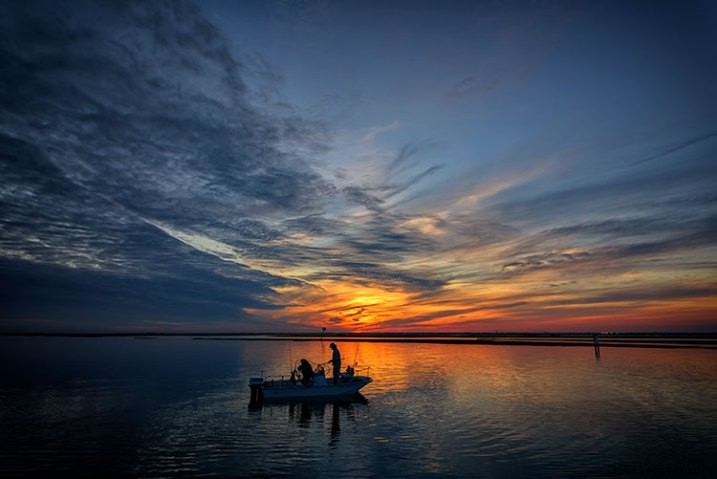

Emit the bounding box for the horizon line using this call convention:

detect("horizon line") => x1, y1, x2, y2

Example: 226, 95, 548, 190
2, 331, 716, 337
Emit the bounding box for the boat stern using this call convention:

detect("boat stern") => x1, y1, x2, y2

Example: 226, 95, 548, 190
249, 375, 264, 403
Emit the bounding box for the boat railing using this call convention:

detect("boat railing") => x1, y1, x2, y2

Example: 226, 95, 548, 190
261, 376, 296, 388
253, 364, 371, 387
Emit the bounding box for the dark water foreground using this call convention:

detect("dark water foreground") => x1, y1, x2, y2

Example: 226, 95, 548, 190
1, 337, 715, 478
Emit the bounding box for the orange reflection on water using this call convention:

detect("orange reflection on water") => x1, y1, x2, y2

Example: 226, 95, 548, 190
327, 340, 717, 411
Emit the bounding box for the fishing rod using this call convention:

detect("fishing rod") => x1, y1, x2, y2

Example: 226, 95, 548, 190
288, 340, 293, 373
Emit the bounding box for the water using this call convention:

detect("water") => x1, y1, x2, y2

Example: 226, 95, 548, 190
1, 337, 715, 478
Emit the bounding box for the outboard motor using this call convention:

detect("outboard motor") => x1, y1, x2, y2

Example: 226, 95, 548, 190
249, 376, 264, 404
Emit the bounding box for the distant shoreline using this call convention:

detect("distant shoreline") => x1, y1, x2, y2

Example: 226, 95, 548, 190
2, 332, 716, 349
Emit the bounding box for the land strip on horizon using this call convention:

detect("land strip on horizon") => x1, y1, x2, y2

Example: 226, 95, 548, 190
2, 332, 716, 349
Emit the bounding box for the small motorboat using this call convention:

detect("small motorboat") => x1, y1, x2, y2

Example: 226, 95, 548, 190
249, 360, 372, 402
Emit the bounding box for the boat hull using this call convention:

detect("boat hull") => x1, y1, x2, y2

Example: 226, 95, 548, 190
253, 376, 372, 400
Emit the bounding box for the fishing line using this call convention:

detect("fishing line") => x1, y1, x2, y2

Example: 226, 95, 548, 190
289, 340, 293, 372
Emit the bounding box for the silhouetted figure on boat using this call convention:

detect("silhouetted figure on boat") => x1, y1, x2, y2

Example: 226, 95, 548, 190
329, 343, 341, 384
298, 358, 314, 385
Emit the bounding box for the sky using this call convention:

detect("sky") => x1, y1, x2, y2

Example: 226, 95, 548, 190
1, 0, 716, 333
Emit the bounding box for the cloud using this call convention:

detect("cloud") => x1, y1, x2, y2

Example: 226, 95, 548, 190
383, 165, 443, 201
632, 129, 717, 166
0, 0, 342, 327
341, 186, 385, 212
0, 257, 278, 331
2, 1, 715, 332
500, 215, 717, 277
485, 142, 717, 228
0, 1, 453, 330
306, 260, 443, 293
544, 285, 717, 307
360, 120, 400, 143
387, 141, 428, 174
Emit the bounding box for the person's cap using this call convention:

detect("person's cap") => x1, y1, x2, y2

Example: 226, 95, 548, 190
330, 342, 336, 347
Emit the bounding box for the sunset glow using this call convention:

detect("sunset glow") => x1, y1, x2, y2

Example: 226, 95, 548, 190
1, 1, 716, 332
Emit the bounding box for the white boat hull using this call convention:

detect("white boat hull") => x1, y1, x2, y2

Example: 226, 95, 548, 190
250, 376, 372, 400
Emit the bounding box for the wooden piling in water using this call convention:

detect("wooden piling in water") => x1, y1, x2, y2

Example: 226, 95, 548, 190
593, 333, 600, 359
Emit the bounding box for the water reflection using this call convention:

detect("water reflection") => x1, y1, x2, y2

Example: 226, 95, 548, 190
250, 394, 368, 449
1, 338, 715, 478
330, 402, 340, 447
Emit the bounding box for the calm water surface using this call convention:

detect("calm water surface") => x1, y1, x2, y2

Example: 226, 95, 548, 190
1, 337, 715, 478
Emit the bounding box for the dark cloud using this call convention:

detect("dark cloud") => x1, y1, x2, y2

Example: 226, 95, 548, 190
543, 285, 717, 307
342, 186, 385, 212
487, 141, 717, 227
281, 214, 342, 236
632, 129, 717, 166
0, 258, 278, 332
0, 0, 341, 327
0, 0, 454, 330
383, 164, 443, 201
501, 215, 717, 276
0, 0, 332, 227
336, 213, 438, 262
545, 217, 696, 239
502, 251, 593, 273
387, 141, 432, 174
306, 260, 443, 293
446, 214, 519, 248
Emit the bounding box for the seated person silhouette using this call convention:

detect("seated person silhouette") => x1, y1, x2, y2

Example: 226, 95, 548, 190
298, 359, 314, 385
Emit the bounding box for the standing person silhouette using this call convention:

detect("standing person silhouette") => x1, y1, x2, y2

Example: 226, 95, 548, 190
329, 342, 341, 384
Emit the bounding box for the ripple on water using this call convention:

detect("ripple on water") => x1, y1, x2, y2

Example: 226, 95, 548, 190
2, 339, 716, 478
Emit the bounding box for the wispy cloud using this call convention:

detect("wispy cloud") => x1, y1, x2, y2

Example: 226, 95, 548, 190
632, 129, 717, 166
360, 120, 401, 143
